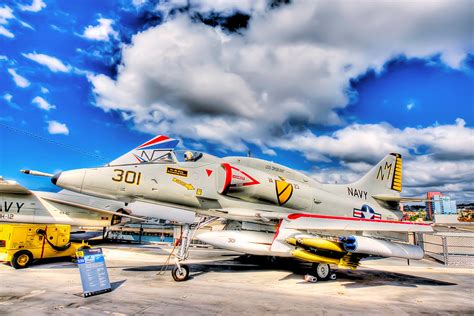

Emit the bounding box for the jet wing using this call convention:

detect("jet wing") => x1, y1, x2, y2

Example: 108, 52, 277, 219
204, 208, 432, 232
0, 179, 32, 195
282, 213, 433, 233
201, 208, 291, 223
40, 196, 146, 221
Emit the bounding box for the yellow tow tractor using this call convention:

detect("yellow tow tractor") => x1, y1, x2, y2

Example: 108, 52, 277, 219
0, 223, 89, 269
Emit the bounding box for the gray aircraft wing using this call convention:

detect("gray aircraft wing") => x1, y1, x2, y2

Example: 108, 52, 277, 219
40, 196, 146, 221
281, 212, 432, 232
204, 208, 432, 232
0, 178, 32, 195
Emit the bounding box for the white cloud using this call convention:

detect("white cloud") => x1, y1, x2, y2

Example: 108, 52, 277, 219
8, 68, 30, 88
19, 0, 46, 12
82, 18, 118, 41
19, 20, 34, 30
0, 6, 15, 38
0, 55, 8, 61
40, 86, 49, 93
188, 0, 266, 14
89, 0, 472, 152
51, 24, 66, 33
270, 119, 474, 163
311, 155, 474, 201
3, 93, 13, 102
88, 1, 473, 199
131, 0, 147, 7
22, 53, 71, 72
285, 120, 474, 201
156, 0, 267, 17
0, 6, 14, 24
0, 25, 14, 38
32, 96, 56, 111
406, 102, 415, 110
47, 120, 69, 135
2, 93, 21, 110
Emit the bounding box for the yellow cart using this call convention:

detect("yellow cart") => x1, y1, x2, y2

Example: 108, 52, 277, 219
0, 223, 89, 269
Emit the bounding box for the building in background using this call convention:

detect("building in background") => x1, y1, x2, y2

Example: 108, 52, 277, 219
425, 192, 457, 220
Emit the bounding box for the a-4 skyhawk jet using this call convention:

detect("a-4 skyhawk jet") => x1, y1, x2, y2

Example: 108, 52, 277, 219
32, 135, 432, 281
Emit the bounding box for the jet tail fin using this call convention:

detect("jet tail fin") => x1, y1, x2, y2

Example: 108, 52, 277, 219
107, 135, 179, 166
352, 153, 402, 197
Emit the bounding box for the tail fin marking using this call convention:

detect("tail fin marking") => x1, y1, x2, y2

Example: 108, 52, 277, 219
352, 153, 402, 197
391, 155, 402, 192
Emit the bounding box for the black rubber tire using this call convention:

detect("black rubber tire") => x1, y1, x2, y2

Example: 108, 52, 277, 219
172, 264, 190, 282
313, 263, 331, 281
11, 250, 33, 269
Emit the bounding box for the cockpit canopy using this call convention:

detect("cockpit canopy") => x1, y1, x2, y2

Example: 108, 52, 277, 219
174, 150, 204, 162
140, 149, 218, 164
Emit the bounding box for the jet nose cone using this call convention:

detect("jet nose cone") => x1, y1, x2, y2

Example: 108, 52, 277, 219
51, 172, 61, 185
50, 169, 86, 193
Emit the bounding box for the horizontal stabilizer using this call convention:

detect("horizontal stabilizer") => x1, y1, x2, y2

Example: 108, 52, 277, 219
372, 195, 429, 203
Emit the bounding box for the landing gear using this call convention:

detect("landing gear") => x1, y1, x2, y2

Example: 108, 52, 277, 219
172, 264, 190, 282
173, 223, 191, 282
311, 263, 336, 281
171, 217, 218, 282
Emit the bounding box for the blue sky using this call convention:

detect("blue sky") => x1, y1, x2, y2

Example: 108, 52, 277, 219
1, 0, 473, 201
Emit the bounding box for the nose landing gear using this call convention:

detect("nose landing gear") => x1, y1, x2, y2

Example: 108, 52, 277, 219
172, 264, 190, 282
171, 217, 218, 282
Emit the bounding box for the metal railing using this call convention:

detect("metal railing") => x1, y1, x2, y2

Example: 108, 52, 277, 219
416, 233, 474, 266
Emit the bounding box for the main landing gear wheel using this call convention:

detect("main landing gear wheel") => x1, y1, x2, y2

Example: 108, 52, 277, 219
172, 264, 190, 282
313, 263, 331, 281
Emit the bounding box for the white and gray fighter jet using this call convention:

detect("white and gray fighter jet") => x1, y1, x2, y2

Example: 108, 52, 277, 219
30, 135, 432, 281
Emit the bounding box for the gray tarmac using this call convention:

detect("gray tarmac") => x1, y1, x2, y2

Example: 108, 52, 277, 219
0, 244, 473, 315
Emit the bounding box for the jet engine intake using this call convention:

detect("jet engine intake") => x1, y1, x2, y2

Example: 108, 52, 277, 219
216, 163, 312, 210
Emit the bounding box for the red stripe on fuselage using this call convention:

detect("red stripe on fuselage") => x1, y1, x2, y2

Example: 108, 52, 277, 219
287, 213, 431, 226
